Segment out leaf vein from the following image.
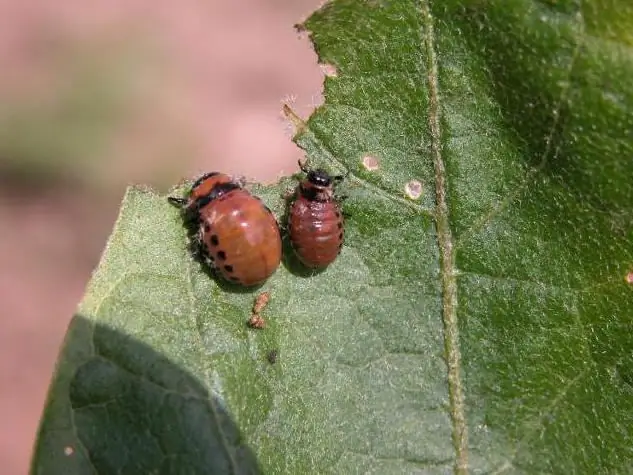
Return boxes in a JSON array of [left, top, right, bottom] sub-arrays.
[[453, 9, 585, 252], [420, 2, 468, 474], [490, 368, 590, 475], [459, 270, 585, 294], [342, 449, 454, 468]]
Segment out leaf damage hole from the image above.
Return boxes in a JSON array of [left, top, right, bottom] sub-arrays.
[[361, 155, 380, 171], [319, 63, 338, 78], [64, 446, 74, 456], [626, 272, 633, 284], [404, 179, 423, 200]]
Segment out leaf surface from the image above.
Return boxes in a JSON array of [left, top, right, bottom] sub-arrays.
[[32, 0, 633, 473]]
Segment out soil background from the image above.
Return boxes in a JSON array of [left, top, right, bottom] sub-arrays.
[[0, 1, 324, 472]]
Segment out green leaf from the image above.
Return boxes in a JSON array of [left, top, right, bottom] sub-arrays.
[[32, 0, 633, 474]]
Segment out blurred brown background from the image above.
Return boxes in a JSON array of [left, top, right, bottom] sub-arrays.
[[0, 0, 324, 472]]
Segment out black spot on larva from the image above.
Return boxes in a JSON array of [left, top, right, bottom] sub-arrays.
[[224, 265, 234, 273], [217, 250, 226, 260], [210, 235, 219, 246], [337, 222, 343, 229], [338, 232, 344, 241], [208, 254, 215, 262], [204, 223, 211, 233], [230, 276, 241, 282], [335, 211, 341, 219]]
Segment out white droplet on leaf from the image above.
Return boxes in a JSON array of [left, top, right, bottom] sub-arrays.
[[404, 180, 423, 200], [361, 155, 379, 171]]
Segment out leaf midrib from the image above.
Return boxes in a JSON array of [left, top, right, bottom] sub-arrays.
[[420, 2, 468, 474]]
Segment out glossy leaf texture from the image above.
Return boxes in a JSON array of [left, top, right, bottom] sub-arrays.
[[32, 0, 633, 473]]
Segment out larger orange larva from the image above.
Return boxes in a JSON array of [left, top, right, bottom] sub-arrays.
[[169, 172, 282, 286], [287, 161, 347, 269]]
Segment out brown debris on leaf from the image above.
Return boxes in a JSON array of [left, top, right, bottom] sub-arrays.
[[247, 291, 271, 329], [252, 291, 271, 314], [248, 314, 266, 329]]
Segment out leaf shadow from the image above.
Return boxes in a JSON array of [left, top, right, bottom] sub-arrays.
[[32, 315, 263, 474], [280, 232, 327, 279]]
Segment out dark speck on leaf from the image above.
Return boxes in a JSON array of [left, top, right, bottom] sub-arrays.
[[267, 349, 278, 364]]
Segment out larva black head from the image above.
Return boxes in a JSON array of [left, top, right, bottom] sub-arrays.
[[296, 159, 349, 202], [168, 172, 241, 220], [191, 171, 221, 189], [307, 169, 332, 188]]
